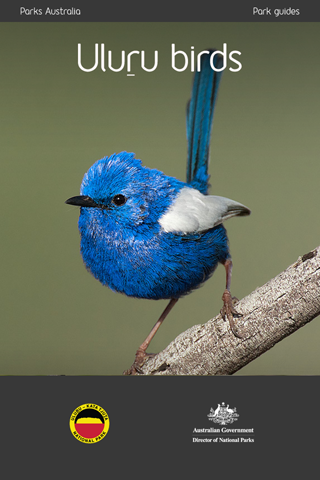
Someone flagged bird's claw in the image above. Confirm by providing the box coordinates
[123,350,156,375]
[220,289,243,339]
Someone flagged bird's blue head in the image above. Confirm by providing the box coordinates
[70,152,185,236]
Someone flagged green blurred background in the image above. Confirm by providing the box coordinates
[1,22,319,375]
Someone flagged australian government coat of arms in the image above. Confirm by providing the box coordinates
[207,402,239,425]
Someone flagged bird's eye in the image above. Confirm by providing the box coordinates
[112,194,127,206]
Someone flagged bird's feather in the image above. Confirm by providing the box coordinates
[186,50,223,193]
[159,187,250,234]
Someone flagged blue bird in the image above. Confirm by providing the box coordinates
[66,50,250,374]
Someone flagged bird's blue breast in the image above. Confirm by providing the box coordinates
[78,205,229,300]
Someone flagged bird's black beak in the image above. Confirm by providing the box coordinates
[65,195,98,208]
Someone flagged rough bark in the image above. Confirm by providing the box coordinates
[135,246,320,375]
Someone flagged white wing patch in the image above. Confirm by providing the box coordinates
[159,187,250,234]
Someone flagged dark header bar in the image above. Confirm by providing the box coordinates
[2,2,320,22]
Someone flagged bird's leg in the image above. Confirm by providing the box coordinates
[220,258,243,338]
[124,298,179,375]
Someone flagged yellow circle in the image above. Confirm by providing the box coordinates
[69,403,110,443]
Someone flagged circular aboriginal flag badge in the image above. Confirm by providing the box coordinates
[70,403,110,443]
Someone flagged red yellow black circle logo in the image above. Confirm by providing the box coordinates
[69,403,110,443]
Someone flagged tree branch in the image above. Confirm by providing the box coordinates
[136,246,320,375]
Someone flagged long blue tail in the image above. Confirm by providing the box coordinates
[186,50,223,194]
